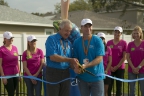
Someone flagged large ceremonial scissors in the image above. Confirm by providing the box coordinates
[77,63,96,77]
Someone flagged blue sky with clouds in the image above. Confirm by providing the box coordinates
[4,0,75,13]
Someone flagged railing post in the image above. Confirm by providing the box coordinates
[0,79,1,95]
[138,82,139,96]
[123,78,124,96]
[128,82,129,96]
[16,81,19,96]
[20,55,22,96]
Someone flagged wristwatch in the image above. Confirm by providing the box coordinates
[138,65,142,69]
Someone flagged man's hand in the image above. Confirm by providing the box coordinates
[70,58,86,74]
[73,63,85,74]
[74,68,83,74]
[70,58,79,69]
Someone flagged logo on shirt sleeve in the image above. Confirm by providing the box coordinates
[131,48,135,51]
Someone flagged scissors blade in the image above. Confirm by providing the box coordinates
[84,69,96,77]
[77,63,96,77]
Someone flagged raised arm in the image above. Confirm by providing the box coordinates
[61,0,70,19]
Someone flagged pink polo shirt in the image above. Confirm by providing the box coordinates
[103,46,112,75]
[107,39,127,69]
[22,48,44,77]
[127,41,144,73]
[0,45,19,76]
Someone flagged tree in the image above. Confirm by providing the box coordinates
[54,0,92,13]
[31,12,54,17]
[0,0,9,7]
[54,0,144,14]
[69,0,92,12]
[54,3,61,13]
[88,0,144,12]
[31,12,46,16]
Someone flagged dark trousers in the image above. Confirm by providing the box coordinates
[24,77,42,96]
[4,77,18,96]
[108,69,125,96]
[46,66,70,96]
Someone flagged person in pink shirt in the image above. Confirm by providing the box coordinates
[97,32,112,96]
[127,26,144,96]
[0,31,20,96]
[22,35,44,96]
[107,26,127,96]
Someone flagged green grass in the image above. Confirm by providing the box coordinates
[112,64,141,95]
[0,79,45,96]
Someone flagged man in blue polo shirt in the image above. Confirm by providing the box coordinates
[45,19,78,96]
[73,18,105,96]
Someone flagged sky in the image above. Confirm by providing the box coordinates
[4,0,75,13]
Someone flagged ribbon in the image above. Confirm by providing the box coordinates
[1,73,144,85]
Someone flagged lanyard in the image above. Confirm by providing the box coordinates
[60,39,68,55]
[82,35,92,56]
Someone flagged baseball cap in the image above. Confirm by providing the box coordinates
[97,32,106,39]
[81,19,92,26]
[27,35,37,42]
[114,26,123,32]
[3,31,14,39]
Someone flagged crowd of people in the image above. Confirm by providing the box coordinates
[0,19,143,96]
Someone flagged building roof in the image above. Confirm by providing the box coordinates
[0,5,137,29]
[0,5,53,27]
[51,10,136,29]
[98,8,144,28]
[99,8,144,13]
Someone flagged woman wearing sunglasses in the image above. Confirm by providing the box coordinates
[22,35,44,96]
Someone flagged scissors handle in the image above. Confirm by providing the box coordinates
[77,63,96,77]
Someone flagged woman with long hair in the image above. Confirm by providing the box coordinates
[0,31,20,96]
[22,35,44,96]
[97,32,112,96]
[127,26,144,96]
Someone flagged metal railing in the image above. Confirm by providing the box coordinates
[0,55,141,96]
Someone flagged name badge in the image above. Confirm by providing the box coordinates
[83,58,89,64]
